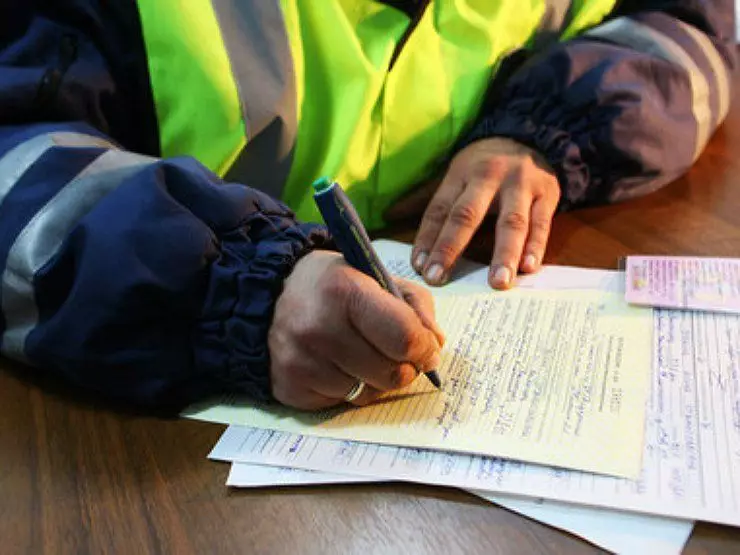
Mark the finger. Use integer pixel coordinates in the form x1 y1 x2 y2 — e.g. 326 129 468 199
384 178 441 222
272 377 338 411
311 273 431 391
347 363 417 406
305 357 361 399
270 341 404 406
347 381 385 407
424 178 498 285
329 334 419 392
411 172 465 275
520 195 557 274
347 278 441 372
397 279 445 346
489 182 533 290
269 343 344 409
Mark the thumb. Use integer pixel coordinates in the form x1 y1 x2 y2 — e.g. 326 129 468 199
397 279 446 347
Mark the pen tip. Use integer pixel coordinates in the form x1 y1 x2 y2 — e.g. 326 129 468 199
426 370 442 389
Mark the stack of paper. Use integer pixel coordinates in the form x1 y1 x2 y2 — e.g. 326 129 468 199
195 287 652 477
182 241 740 554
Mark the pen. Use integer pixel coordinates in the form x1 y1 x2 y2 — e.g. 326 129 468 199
312 177 442 389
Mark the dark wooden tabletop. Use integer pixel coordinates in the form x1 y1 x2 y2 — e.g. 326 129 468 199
3 80 740 555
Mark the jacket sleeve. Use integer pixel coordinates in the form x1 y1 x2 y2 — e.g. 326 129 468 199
0 5 328 408
462 0 736 209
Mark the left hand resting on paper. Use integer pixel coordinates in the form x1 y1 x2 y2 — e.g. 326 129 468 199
385 138 560 290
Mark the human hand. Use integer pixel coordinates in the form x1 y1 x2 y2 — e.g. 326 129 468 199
387 138 560 289
268 250 445 410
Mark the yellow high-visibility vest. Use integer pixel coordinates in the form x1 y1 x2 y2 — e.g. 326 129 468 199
136 0 617 228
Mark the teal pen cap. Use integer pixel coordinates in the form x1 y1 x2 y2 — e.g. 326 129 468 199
311 176 333 193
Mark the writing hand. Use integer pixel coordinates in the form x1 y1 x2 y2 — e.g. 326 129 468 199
268 251 444 410
388 138 560 289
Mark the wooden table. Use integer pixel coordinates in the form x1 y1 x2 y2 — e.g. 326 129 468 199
3 87 740 555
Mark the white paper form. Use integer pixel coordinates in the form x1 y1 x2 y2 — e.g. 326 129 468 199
188 243 652 478
209 305 740 527
226 462 380 487
373 239 625 294
218 245 695 551
227 463 692 555
473 492 692 555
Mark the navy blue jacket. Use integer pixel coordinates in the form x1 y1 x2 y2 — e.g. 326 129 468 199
0 1 735 408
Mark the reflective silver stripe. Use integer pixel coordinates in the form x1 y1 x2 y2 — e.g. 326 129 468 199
210 0 296 198
1 149 155 360
677 20 731 123
586 18 712 161
534 0 574 49
0 132 115 208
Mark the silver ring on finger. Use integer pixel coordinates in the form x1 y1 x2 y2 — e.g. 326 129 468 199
343 380 366 403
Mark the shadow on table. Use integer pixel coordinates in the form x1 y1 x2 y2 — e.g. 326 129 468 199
0 356 179 419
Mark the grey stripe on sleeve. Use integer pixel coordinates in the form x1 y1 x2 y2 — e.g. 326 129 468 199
1 149 155 360
676 20 731 123
585 17 714 162
0 132 116 208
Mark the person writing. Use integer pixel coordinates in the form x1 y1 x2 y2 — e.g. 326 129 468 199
0 1 734 410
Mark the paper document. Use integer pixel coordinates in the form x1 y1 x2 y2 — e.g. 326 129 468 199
211 305 740 527
625 255 740 313
227 463 692 555
474 492 692 555
226 462 379 487
375 239 624 294
189 286 651 477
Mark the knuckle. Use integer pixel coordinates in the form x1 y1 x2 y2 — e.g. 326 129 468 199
272 371 322 410
530 217 551 236
449 202 482 229
432 241 460 263
475 158 506 182
500 211 528 232
274 356 308 383
292 319 323 347
424 201 452 226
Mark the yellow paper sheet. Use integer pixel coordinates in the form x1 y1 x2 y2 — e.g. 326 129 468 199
185 288 652 478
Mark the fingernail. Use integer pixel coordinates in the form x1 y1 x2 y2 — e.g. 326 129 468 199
413 251 428 272
425 263 445 284
523 254 537 272
491 265 511 287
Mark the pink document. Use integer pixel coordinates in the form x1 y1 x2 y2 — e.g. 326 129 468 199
625 256 740 313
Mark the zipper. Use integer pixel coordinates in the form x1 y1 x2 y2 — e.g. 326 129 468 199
388 0 431 70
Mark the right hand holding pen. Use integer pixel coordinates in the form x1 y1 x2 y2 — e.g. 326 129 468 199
269 251 444 410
